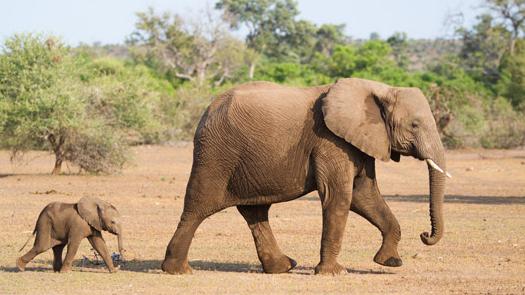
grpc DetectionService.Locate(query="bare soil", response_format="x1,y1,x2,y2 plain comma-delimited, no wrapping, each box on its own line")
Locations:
0,145,524,294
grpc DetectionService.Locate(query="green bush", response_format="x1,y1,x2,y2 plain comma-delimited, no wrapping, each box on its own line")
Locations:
481,97,525,148
63,122,129,174
0,34,167,174
160,84,214,140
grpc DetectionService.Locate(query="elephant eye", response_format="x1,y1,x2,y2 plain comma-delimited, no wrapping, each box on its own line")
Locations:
411,120,420,129
111,220,116,224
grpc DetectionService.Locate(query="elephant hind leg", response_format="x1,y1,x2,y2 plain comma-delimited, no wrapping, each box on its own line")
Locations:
162,168,231,275
17,235,60,271
162,212,206,274
237,205,296,274
351,160,402,267
52,244,65,272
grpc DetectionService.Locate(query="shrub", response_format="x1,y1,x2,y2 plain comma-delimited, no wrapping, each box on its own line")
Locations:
481,97,525,148
0,34,146,174
63,122,129,174
160,84,214,140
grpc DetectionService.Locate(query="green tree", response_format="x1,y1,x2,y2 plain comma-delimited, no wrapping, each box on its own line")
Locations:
0,34,167,174
485,0,525,55
81,57,167,143
129,7,246,86
458,14,510,85
0,34,88,174
497,40,525,108
387,32,409,68
314,24,347,57
216,0,300,77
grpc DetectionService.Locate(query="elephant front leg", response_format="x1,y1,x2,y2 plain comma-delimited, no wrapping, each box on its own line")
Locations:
315,187,352,275
88,232,117,273
237,205,296,274
351,158,402,267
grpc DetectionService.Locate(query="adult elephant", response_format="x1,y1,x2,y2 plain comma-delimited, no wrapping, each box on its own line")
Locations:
162,78,450,275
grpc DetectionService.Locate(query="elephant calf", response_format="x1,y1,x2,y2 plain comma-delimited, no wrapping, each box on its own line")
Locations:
17,196,128,273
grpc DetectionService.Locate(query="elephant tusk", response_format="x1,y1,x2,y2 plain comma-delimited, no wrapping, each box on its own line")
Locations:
426,159,452,178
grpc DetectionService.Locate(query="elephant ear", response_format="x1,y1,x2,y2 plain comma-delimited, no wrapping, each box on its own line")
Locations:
322,78,395,162
77,196,107,231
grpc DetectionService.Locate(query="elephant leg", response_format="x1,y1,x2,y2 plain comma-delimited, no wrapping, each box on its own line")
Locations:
351,159,402,267
88,232,116,273
162,211,206,275
237,205,296,273
315,185,352,275
162,174,228,275
60,236,82,273
17,233,59,272
52,244,65,272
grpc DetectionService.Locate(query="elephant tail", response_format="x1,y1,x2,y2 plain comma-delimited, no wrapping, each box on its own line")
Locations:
18,228,36,252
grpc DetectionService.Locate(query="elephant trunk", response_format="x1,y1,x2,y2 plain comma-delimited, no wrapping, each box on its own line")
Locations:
420,149,446,246
117,228,126,260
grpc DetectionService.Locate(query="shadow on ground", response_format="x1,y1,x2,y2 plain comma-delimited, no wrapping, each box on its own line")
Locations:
302,194,525,204
0,266,51,273
0,259,393,275
116,259,261,273
384,195,525,204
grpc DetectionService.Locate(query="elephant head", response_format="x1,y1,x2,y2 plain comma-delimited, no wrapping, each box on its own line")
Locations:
322,78,450,245
78,197,127,257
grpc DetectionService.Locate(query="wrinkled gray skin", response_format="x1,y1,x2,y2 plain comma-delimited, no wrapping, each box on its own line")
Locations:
162,78,447,275
17,197,127,273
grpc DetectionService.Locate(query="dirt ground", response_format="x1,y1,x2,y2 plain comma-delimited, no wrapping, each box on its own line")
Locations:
0,144,524,294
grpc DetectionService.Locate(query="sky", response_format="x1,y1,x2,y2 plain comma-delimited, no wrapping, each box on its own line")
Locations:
0,0,483,46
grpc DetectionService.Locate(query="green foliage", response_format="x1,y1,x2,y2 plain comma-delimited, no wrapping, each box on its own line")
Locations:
458,14,509,85
0,34,86,153
481,97,525,148
255,60,331,85
3,0,525,161
0,34,167,174
216,0,300,56
160,84,214,140
62,120,129,174
82,58,167,143
497,41,525,108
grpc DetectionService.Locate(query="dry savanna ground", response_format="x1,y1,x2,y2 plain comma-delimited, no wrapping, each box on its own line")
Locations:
0,144,524,294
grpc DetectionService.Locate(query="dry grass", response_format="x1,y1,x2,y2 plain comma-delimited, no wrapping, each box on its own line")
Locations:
0,145,524,294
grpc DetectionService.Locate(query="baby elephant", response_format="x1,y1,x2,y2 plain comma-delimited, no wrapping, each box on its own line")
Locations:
17,196,128,273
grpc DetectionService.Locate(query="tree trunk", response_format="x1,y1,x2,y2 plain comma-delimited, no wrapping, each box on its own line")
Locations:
48,134,65,175
509,36,516,56
52,156,63,175
248,61,256,80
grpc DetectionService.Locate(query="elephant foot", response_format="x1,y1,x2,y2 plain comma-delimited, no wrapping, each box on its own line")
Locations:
53,261,62,272
262,255,297,274
374,247,403,267
314,261,347,275
161,258,193,275
16,257,26,272
60,265,72,273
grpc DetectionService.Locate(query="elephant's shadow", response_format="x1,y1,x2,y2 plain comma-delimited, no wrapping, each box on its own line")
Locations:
118,259,394,275
0,259,394,275
118,259,262,274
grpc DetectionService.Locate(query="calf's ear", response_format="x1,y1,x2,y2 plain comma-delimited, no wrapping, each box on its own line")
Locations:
77,197,106,231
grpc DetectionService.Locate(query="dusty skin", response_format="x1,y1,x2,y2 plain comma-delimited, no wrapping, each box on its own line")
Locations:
0,145,524,294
